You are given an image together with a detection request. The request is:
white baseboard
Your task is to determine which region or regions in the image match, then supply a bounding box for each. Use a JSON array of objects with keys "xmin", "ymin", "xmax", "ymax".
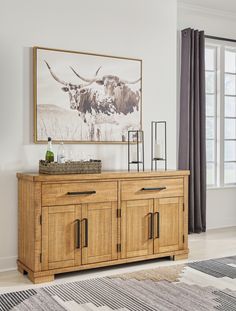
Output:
[
  {"xmin": 206, "ymin": 224, "xmax": 236, "ymax": 231},
  {"xmin": 0, "ymin": 256, "xmax": 17, "ymax": 272}
]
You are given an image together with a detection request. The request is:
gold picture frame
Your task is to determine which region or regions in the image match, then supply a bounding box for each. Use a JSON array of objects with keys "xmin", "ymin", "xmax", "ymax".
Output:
[{"xmin": 33, "ymin": 46, "xmax": 142, "ymax": 144}]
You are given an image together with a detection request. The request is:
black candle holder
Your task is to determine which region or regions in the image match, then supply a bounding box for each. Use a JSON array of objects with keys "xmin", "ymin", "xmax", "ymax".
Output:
[
  {"xmin": 128, "ymin": 130, "xmax": 144, "ymax": 172},
  {"xmin": 151, "ymin": 121, "xmax": 167, "ymax": 171}
]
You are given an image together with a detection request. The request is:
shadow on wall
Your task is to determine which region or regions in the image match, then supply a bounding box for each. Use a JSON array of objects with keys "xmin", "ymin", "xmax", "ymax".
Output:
[
  {"xmin": 0, "ymin": 168, "xmax": 18, "ymax": 260},
  {"xmin": 23, "ymin": 47, "xmax": 34, "ymax": 145}
]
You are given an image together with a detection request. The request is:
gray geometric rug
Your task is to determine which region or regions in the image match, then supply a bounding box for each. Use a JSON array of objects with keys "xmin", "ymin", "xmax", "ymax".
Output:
[
  {"xmin": 1, "ymin": 256, "xmax": 236, "ymax": 311},
  {"xmin": 188, "ymin": 255, "xmax": 236, "ymax": 278}
]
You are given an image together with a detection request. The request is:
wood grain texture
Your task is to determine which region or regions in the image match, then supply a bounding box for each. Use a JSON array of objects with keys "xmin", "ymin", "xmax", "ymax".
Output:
[
  {"xmin": 17, "ymin": 247, "xmax": 189, "ymax": 281},
  {"xmin": 179, "ymin": 197, "xmax": 184, "ymax": 250},
  {"xmin": 34, "ymin": 182, "xmax": 42, "ymax": 272},
  {"xmin": 173, "ymin": 253, "xmax": 189, "ymax": 261},
  {"xmin": 17, "ymin": 170, "xmax": 189, "ymax": 284},
  {"xmin": 121, "ymin": 199, "xmax": 153, "ymax": 259},
  {"xmin": 117, "ymin": 181, "xmax": 121, "ymax": 260},
  {"xmin": 183, "ymin": 175, "xmax": 189, "ymax": 249},
  {"xmin": 48, "ymin": 206, "xmax": 75, "ymax": 265},
  {"xmin": 154, "ymin": 197, "xmax": 183, "ymax": 254},
  {"xmin": 75, "ymin": 205, "xmax": 82, "ymax": 266},
  {"xmin": 17, "ymin": 170, "xmax": 190, "ymax": 182},
  {"xmin": 42, "ymin": 205, "xmax": 81, "ymax": 271},
  {"xmin": 42, "ymin": 181, "xmax": 117, "ymax": 206},
  {"xmin": 42, "ymin": 206, "xmax": 49, "ymax": 271},
  {"xmin": 121, "ymin": 178, "xmax": 184, "ymax": 201},
  {"xmin": 28, "ymin": 273, "xmax": 54, "ymax": 284},
  {"xmin": 18, "ymin": 179, "xmax": 42, "ymax": 271},
  {"xmin": 82, "ymin": 202, "xmax": 118, "ymax": 265}
]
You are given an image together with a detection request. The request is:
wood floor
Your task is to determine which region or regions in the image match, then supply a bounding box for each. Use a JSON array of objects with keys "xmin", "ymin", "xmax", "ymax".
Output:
[{"xmin": 0, "ymin": 226, "xmax": 236, "ymax": 294}]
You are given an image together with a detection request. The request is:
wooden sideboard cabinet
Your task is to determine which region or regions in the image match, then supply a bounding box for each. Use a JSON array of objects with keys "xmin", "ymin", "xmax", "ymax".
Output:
[{"xmin": 17, "ymin": 170, "xmax": 189, "ymax": 283}]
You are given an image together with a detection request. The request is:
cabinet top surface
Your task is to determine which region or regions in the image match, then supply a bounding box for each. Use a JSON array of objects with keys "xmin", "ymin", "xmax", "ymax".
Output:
[{"xmin": 17, "ymin": 170, "xmax": 190, "ymax": 182}]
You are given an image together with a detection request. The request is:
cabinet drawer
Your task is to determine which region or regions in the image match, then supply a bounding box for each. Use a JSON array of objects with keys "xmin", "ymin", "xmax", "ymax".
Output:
[
  {"xmin": 121, "ymin": 178, "xmax": 183, "ymax": 201},
  {"xmin": 42, "ymin": 181, "xmax": 117, "ymax": 206}
]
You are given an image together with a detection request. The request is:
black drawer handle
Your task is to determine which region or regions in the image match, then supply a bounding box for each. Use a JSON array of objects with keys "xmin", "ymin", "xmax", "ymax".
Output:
[
  {"xmin": 154, "ymin": 212, "xmax": 160, "ymax": 238},
  {"xmin": 75, "ymin": 219, "xmax": 80, "ymax": 249},
  {"xmin": 147, "ymin": 212, "xmax": 154, "ymax": 239},
  {"xmin": 82, "ymin": 218, "xmax": 88, "ymax": 247},
  {"xmin": 67, "ymin": 191, "xmax": 96, "ymax": 196},
  {"xmin": 141, "ymin": 187, "xmax": 166, "ymax": 191}
]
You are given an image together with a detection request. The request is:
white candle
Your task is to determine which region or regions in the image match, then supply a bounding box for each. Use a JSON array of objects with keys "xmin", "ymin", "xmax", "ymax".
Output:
[
  {"xmin": 130, "ymin": 145, "xmax": 142, "ymax": 162},
  {"xmin": 154, "ymin": 143, "xmax": 162, "ymax": 159},
  {"xmin": 131, "ymin": 147, "xmax": 138, "ymax": 162}
]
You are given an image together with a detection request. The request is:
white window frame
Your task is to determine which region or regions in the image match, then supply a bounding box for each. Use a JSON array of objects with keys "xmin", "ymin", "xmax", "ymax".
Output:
[
  {"xmin": 205, "ymin": 44, "xmax": 218, "ymax": 187},
  {"xmin": 206, "ymin": 38, "xmax": 236, "ymax": 189}
]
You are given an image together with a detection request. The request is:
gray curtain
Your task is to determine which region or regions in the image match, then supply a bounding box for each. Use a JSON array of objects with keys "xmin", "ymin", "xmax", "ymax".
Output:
[{"xmin": 178, "ymin": 28, "xmax": 206, "ymax": 233}]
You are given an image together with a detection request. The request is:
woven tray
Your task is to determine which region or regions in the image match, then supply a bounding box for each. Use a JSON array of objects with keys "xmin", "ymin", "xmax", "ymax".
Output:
[{"xmin": 39, "ymin": 160, "xmax": 102, "ymax": 175}]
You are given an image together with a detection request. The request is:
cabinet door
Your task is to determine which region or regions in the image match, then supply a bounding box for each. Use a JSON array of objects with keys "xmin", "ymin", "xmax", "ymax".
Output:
[
  {"xmin": 42, "ymin": 205, "xmax": 81, "ymax": 270},
  {"xmin": 121, "ymin": 199, "xmax": 153, "ymax": 259},
  {"xmin": 81, "ymin": 202, "xmax": 118, "ymax": 265},
  {"xmin": 154, "ymin": 197, "xmax": 184, "ymax": 254}
]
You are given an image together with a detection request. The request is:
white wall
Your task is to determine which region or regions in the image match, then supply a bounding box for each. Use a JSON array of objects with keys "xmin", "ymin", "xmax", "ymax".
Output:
[
  {"xmin": 0, "ymin": 0, "xmax": 177, "ymax": 270},
  {"xmin": 178, "ymin": 4, "xmax": 236, "ymax": 229}
]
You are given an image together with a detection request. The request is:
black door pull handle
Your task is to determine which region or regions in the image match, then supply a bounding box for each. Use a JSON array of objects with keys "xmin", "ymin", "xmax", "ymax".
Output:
[
  {"xmin": 75, "ymin": 219, "xmax": 80, "ymax": 249},
  {"xmin": 154, "ymin": 212, "xmax": 160, "ymax": 238},
  {"xmin": 147, "ymin": 212, "xmax": 154, "ymax": 239},
  {"xmin": 141, "ymin": 187, "xmax": 166, "ymax": 191},
  {"xmin": 82, "ymin": 218, "xmax": 88, "ymax": 247},
  {"xmin": 67, "ymin": 191, "xmax": 96, "ymax": 196}
]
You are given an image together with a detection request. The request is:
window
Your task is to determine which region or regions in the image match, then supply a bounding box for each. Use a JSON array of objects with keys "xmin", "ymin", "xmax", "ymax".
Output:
[
  {"xmin": 205, "ymin": 46, "xmax": 217, "ymax": 186},
  {"xmin": 224, "ymin": 48, "xmax": 236, "ymax": 184},
  {"xmin": 205, "ymin": 40, "xmax": 236, "ymax": 187}
]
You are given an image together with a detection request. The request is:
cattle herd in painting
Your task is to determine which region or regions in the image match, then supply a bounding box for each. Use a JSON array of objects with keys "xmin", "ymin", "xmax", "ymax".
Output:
[{"xmin": 34, "ymin": 48, "xmax": 142, "ymax": 143}]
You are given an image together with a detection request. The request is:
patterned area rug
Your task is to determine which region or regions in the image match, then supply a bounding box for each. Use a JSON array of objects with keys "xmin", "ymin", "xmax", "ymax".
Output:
[{"xmin": 1, "ymin": 256, "xmax": 236, "ymax": 310}]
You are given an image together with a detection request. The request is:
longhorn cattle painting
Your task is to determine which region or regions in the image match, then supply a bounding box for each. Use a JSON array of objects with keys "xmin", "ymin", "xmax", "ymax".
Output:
[{"xmin": 34, "ymin": 47, "xmax": 142, "ymax": 143}]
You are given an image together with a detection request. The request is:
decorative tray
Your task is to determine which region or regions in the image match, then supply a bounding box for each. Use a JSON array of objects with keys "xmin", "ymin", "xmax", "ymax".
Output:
[{"xmin": 39, "ymin": 160, "xmax": 102, "ymax": 175}]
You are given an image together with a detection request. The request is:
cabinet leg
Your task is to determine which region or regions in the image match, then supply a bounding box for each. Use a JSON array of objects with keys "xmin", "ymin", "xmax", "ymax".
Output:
[
  {"xmin": 17, "ymin": 261, "xmax": 54, "ymax": 284},
  {"xmin": 28, "ymin": 272, "xmax": 55, "ymax": 284},
  {"xmin": 17, "ymin": 263, "xmax": 27, "ymax": 275},
  {"xmin": 172, "ymin": 254, "xmax": 188, "ymax": 261}
]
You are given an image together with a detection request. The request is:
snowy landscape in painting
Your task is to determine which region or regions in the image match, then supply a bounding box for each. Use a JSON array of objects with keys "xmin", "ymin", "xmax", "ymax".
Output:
[{"xmin": 35, "ymin": 48, "xmax": 142, "ymax": 142}]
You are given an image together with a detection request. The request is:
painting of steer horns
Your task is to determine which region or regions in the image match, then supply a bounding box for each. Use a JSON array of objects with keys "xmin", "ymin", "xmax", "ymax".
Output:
[
  {"xmin": 34, "ymin": 47, "xmax": 142, "ymax": 143},
  {"xmin": 45, "ymin": 61, "xmax": 101, "ymax": 111}
]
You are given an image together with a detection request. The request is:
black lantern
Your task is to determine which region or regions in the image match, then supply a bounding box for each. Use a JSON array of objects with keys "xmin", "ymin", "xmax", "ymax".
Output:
[
  {"xmin": 151, "ymin": 121, "xmax": 167, "ymax": 170},
  {"xmin": 128, "ymin": 130, "xmax": 144, "ymax": 172}
]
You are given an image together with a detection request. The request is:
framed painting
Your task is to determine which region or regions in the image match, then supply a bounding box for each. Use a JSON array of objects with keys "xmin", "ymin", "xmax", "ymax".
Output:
[{"xmin": 33, "ymin": 47, "xmax": 142, "ymax": 143}]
